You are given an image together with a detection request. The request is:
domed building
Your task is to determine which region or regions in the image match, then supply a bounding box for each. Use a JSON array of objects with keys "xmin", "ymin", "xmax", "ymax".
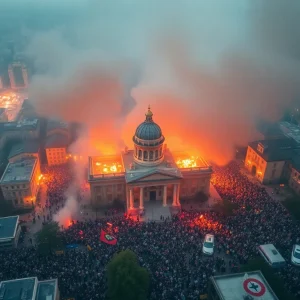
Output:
[
  {"xmin": 133, "ymin": 106, "xmax": 165, "ymax": 166},
  {"xmin": 88, "ymin": 106, "xmax": 213, "ymax": 219}
]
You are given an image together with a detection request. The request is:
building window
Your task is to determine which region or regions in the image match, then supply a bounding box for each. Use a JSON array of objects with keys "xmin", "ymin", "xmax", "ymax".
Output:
[
  {"xmin": 150, "ymin": 151, "xmax": 154, "ymax": 160},
  {"xmin": 159, "ymin": 148, "xmax": 162, "ymax": 156},
  {"xmin": 144, "ymin": 151, "xmax": 148, "ymax": 160},
  {"xmin": 271, "ymin": 169, "xmax": 276, "ymax": 178},
  {"xmin": 155, "ymin": 150, "xmax": 158, "ymax": 158},
  {"xmin": 107, "ymin": 194, "xmax": 113, "ymax": 203},
  {"xmin": 138, "ymin": 150, "xmax": 142, "ymax": 159}
]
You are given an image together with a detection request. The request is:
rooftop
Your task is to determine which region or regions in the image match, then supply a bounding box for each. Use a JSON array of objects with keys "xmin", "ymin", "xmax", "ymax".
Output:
[
  {"xmin": 0, "ymin": 157, "xmax": 37, "ymax": 183},
  {"xmin": 88, "ymin": 148, "xmax": 212, "ymax": 182},
  {"xmin": 121, "ymin": 148, "xmax": 183, "ymax": 183},
  {"xmin": 257, "ymin": 121, "xmax": 285, "ymax": 139},
  {"xmin": 0, "ymin": 118, "xmax": 39, "ymax": 133},
  {"xmin": 8, "ymin": 141, "xmax": 39, "ymax": 159},
  {"xmin": 291, "ymin": 150, "xmax": 300, "ymax": 172},
  {"xmin": 249, "ymin": 138, "xmax": 300, "ymax": 162},
  {"xmin": 90, "ymin": 155, "xmax": 124, "ymax": 176},
  {"xmin": 47, "ymin": 119, "xmax": 68, "ymax": 131},
  {"xmin": 0, "ymin": 92, "xmax": 24, "ymax": 122},
  {"xmin": 279, "ymin": 121, "xmax": 300, "ymax": 143},
  {"xmin": 211, "ymin": 271, "xmax": 279, "ymax": 300},
  {"xmin": 0, "ymin": 215, "xmax": 19, "ymax": 240},
  {"xmin": 172, "ymin": 152, "xmax": 211, "ymax": 170},
  {"xmin": 45, "ymin": 134, "xmax": 68, "ymax": 148},
  {"xmin": 0, "ymin": 277, "xmax": 37, "ymax": 300},
  {"xmin": 36, "ymin": 279, "xmax": 58, "ymax": 300}
]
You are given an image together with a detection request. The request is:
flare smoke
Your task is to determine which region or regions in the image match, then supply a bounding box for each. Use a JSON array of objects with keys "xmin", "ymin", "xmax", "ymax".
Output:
[{"xmin": 3, "ymin": 0, "xmax": 300, "ymax": 222}]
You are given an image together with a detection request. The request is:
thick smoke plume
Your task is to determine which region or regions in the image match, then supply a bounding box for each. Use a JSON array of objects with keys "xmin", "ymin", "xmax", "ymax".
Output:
[
  {"xmin": 6, "ymin": 0, "xmax": 300, "ymax": 222},
  {"xmin": 21, "ymin": 0, "xmax": 300, "ymax": 165},
  {"xmin": 53, "ymin": 187, "xmax": 78, "ymax": 228}
]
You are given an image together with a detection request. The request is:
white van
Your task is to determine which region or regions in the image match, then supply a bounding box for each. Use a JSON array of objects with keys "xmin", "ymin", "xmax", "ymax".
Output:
[
  {"xmin": 202, "ymin": 234, "xmax": 214, "ymax": 255},
  {"xmin": 258, "ymin": 244, "xmax": 286, "ymax": 268}
]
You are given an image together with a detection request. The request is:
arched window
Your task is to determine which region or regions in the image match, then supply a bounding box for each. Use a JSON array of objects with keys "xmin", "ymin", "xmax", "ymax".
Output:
[
  {"xmin": 144, "ymin": 151, "xmax": 148, "ymax": 160},
  {"xmin": 150, "ymin": 151, "xmax": 154, "ymax": 160},
  {"xmin": 138, "ymin": 149, "xmax": 142, "ymax": 159},
  {"xmin": 135, "ymin": 147, "xmax": 138, "ymax": 157},
  {"xmin": 159, "ymin": 147, "xmax": 162, "ymax": 156},
  {"xmin": 155, "ymin": 150, "xmax": 158, "ymax": 158}
]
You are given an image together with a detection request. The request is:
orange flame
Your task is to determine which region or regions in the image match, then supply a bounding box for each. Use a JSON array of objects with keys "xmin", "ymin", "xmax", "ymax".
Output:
[
  {"xmin": 176, "ymin": 157, "xmax": 198, "ymax": 168},
  {"xmin": 93, "ymin": 156, "xmax": 124, "ymax": 175}
]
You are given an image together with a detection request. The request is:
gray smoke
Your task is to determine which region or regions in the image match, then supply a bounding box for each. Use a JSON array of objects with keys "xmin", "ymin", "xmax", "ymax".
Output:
[{"xmin": 2, "ymin": 0, "xmax": 300, "ymax": 222}]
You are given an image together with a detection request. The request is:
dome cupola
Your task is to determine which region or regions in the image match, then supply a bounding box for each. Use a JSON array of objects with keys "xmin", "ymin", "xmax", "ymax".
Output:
[
  {"xmin": 134, "ymin": 106, "xmax": 162, "ymax": 141},
  {"xmin": 133, "ymin": 105, "xmax": 165, "ymax": 166}
]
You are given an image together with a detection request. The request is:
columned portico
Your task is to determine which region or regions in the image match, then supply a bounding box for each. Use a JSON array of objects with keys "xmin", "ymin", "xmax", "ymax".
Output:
[
  {"xmin": 176, "ymin": 184, "xmax": 180, "ymax": 206},
  {"xmin": 129, "ymin": 188, "xmax": 134, "ymax": 209},
  {"xmin": 139, "ymin": 187, "xmax": 144, "ymax": 209},
  {"xmin": 172, "ymin": 184, "xmax": 177, "ymax": 206},
  {"xmin": 163, "ymin": 185, "xmax": 167, "ymax": 207}
]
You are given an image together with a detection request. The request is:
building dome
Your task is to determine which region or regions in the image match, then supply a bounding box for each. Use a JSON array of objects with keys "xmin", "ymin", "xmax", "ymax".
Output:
[
  {"xmin": 133, "ymin": 105, "xmax": 165, "ymax": 166},
  {"xmin": 135, "ymin": 120, "xmax": 162, "ymax": 140}
]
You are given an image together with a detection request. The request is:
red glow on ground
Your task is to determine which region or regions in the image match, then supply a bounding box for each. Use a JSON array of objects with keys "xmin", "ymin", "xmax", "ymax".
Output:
[
  {"xmin": 190, "ymin": 215, "xmax": 221, "ymax": 231},
  {"xmin": 64, "ymin": 219, "xmax": 73, "ymax": 228}
]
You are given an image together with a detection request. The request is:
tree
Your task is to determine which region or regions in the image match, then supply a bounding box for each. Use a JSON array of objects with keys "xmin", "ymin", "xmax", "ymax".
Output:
[
  {"xmin": 107, "ymin": 250, "xmax": 150, "ymax": 300},
  {"xmin": 35, "ymin": 222, "xmax": 63, "ymax": 255},
  {"xmin": 282, "ymin": 196, "xmax": 300, "ymax": 221}
]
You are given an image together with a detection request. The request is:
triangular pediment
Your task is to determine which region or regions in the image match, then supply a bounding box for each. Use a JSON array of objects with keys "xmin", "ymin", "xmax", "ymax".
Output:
[{"xmin": 126, "ymin": 169, "xmax": 182, "ymax": 183}]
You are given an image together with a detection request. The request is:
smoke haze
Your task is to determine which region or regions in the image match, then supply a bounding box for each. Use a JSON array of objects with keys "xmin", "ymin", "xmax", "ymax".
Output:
[{"xmin": 3, "ymin": 0, "xmax": 300, "ymax": 165}]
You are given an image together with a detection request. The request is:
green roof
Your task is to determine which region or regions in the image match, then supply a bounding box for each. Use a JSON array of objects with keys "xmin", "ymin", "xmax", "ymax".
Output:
[
  {"xmin": 0, "ymin": 216, "xmax": 19, "ymax": 240},
  {"xmin": 0, "ymin": 277, "xmax": 37, "ymax": 300},
  {"xmin": 36, "ymin": 279, "xmax": 58, "ymax": 300}
]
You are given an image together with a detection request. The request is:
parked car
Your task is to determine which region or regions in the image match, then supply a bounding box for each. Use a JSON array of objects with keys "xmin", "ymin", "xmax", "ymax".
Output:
[
  {"xmin": 291, "ymin": 244, "xmax": 300, "ymax": 266},
  {"xmin": 202, "ymin": 234, "xmax": 214, "ymax": 255}
]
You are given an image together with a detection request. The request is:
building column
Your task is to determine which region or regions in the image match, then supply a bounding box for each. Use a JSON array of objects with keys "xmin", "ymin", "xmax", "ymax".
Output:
[
  {"xmin": 176, "ymin": 184, "xmax": 181, "ymax": 206},
  {"xmin": 139, "ymin": 187, "xmax": 144, "ymax": 209},
  {"xmin": 163, "ymin": 185, "xmax": 167, "ymax": 206},
  {"xmin": 172, "ymin": 184, "xmax": 178, "ymax": 206},
  {"xmin": 129, "ymin": 188, "xmax": 134, "ymax": 209}
]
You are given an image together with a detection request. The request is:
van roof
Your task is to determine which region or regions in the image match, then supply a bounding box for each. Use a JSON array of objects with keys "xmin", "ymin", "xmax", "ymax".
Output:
[{"xmin": 259, "ymin": 244, "xmax": 285, "ymax": 263}]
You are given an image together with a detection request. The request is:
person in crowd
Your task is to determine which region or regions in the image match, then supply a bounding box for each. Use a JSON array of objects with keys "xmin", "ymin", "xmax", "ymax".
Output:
[{"xmin": 0, "ymin": 162, "xmax": 299, "ymax": 300}]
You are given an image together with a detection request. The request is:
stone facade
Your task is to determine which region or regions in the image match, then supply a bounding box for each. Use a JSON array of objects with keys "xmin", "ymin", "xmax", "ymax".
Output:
[{"xmin": 88, "ymin": 107, "xmax": 212, "ymax": 211}]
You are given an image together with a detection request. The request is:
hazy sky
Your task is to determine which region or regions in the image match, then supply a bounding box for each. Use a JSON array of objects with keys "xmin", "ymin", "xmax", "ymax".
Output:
[{"xmin": 2, "ymin": 0, "xmax": 300, "ymax": 164}]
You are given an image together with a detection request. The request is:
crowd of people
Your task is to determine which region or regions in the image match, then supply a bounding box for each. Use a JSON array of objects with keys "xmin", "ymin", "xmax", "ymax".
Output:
[{"xmin": 0, "ymin": 162, "xmax": 299, "ymax": 299}]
